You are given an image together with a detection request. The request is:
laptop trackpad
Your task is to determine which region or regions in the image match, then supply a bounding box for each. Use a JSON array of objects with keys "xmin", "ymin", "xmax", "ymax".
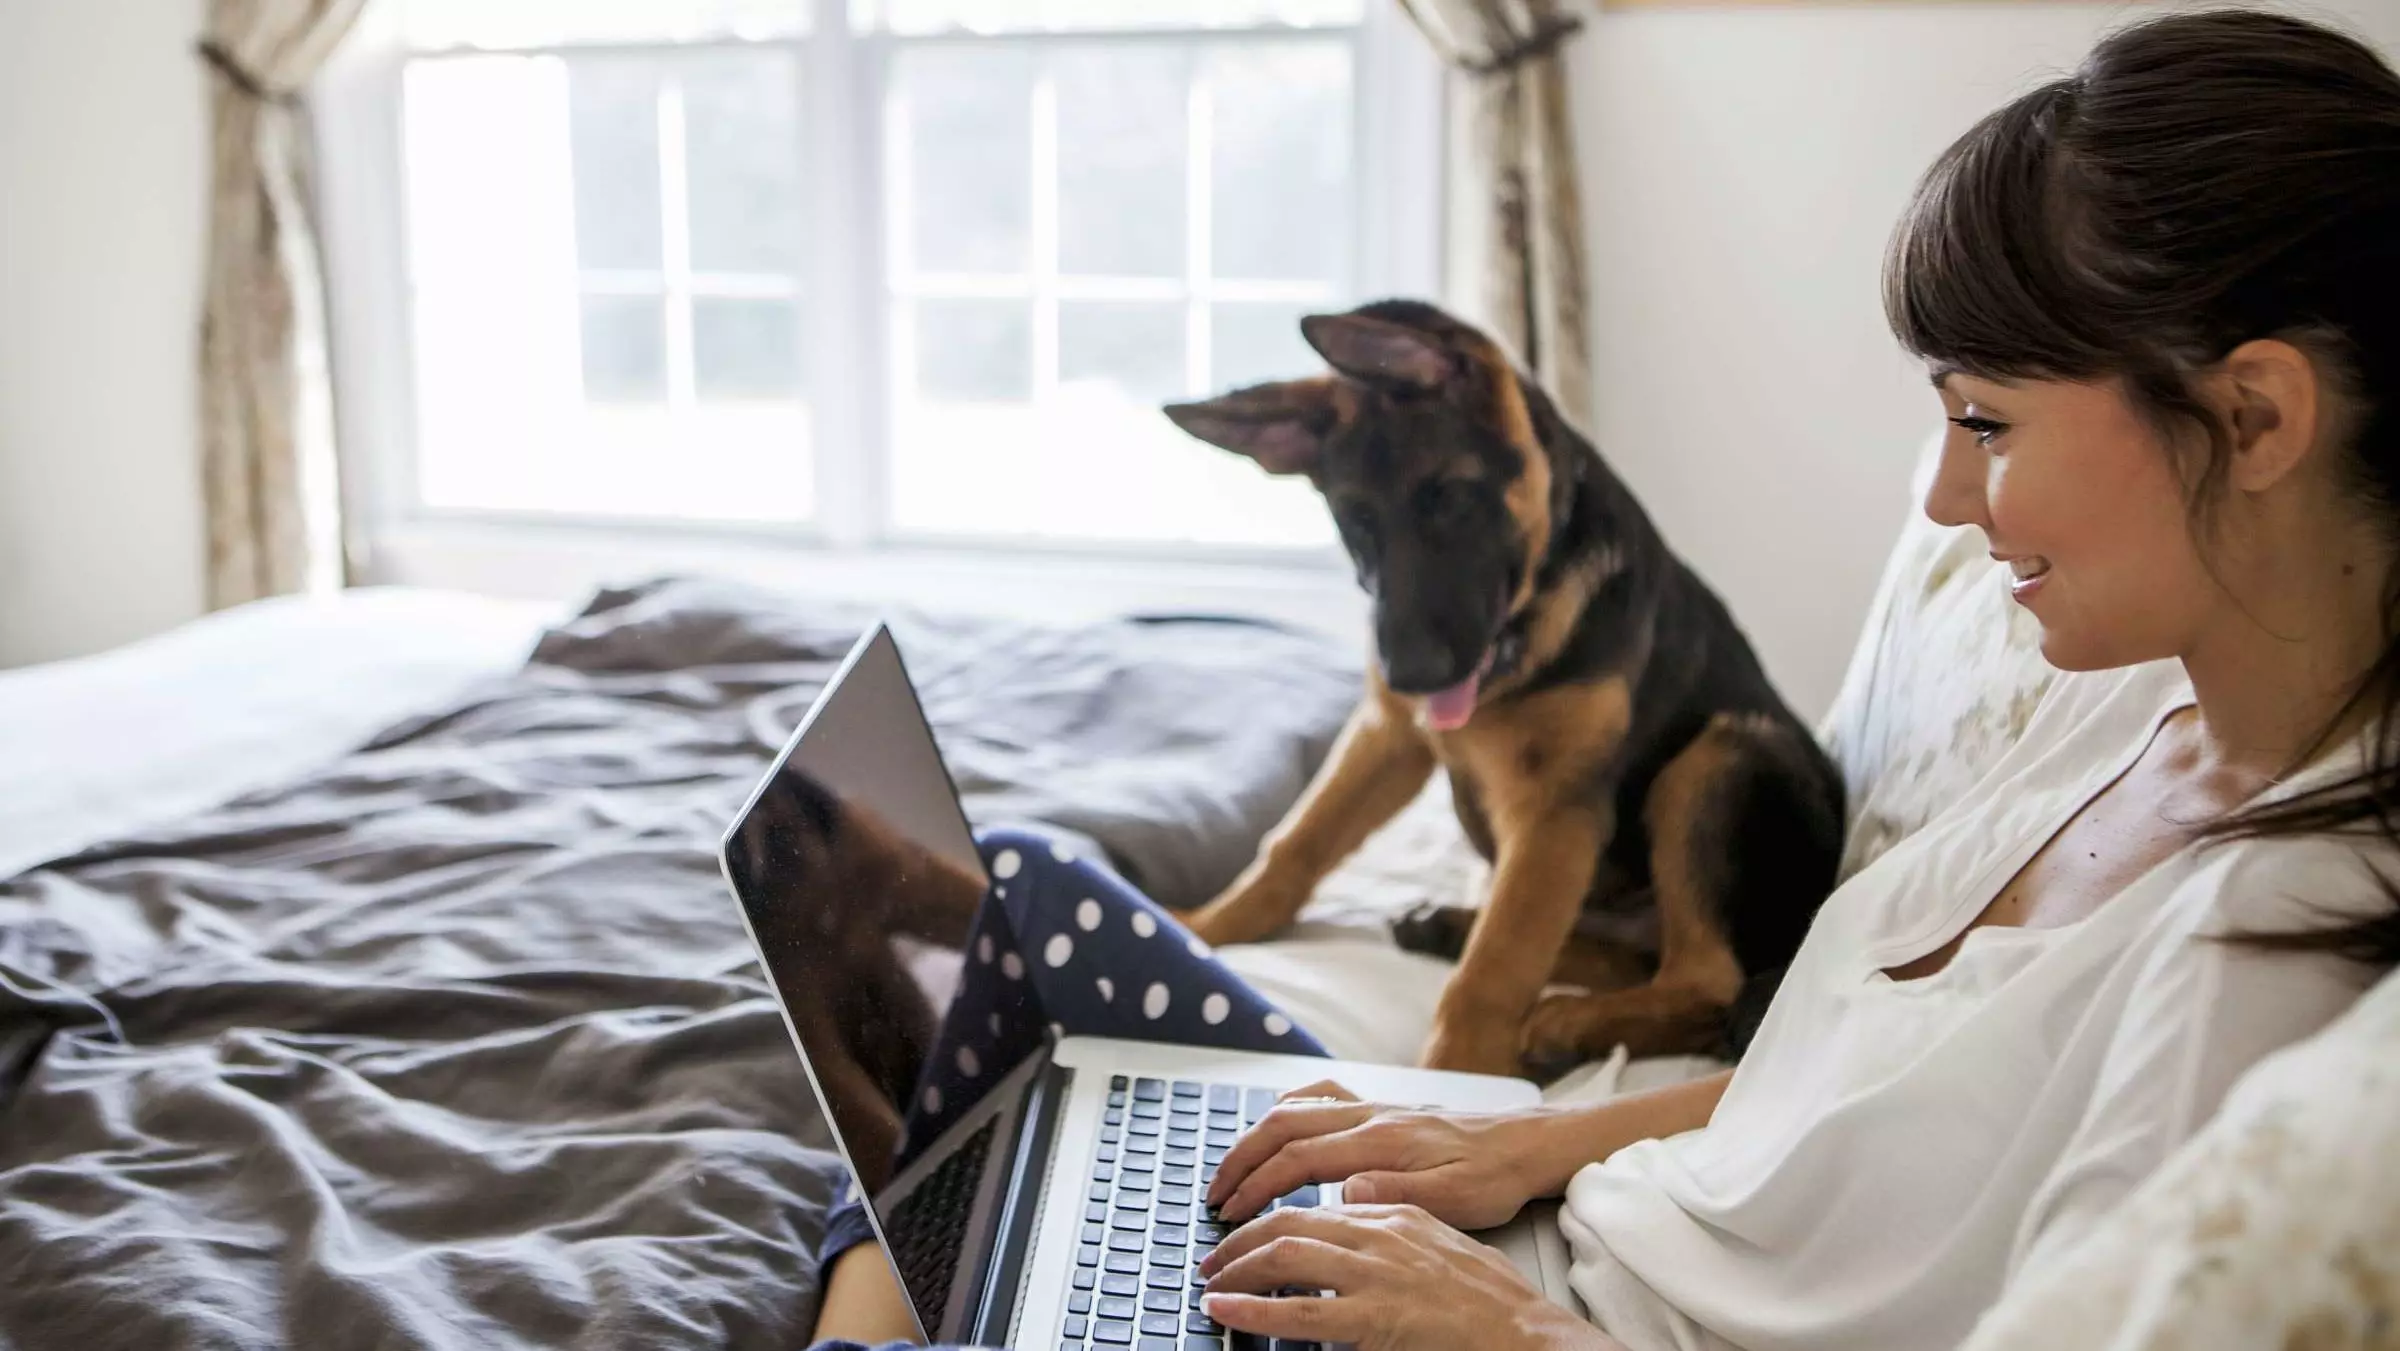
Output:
[
  {"xmin": 1477, "ymin": 1200, "xmax": 1575, "ymax": 1303},
  {"xmin": 1327, "ymin": 1181, "xmax": 1573, "ymax": 1302}
]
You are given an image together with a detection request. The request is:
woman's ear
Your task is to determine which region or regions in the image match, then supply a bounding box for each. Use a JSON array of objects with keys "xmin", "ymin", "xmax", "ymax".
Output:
[{"xmin": 2212, "ymin": 337, "xmax": 2326, "ymax": 494}]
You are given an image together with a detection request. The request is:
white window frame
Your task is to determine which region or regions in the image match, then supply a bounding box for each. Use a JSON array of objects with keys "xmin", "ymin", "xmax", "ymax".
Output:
[{"xmin": 313, "ymin": 0, "xmax": 1442, "ymax": 637}]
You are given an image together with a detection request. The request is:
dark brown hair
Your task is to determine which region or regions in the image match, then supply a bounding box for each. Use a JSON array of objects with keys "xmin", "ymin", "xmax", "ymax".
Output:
[{"xmin": 1885, "ymin": 8, "xmax": 2400, "ymax": 965}]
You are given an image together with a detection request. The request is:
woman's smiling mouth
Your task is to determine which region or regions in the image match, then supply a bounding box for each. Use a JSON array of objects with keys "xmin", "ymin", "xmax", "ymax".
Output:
[{"xmin": 1998, "ymin": 553, "xmax": 2052, "ymax": 601}]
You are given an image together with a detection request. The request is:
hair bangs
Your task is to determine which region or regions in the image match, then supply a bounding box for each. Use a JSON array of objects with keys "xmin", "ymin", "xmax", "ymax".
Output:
[{"xmin": 1884, "ymin": 81, "xmax": 2113, "ymax": 384}]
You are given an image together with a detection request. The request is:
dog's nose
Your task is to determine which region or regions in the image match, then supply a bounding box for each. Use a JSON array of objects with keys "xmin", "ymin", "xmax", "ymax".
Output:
[{"xmin": 1378, "ymin": 638, "xmax": 1477, "ymax": 696}]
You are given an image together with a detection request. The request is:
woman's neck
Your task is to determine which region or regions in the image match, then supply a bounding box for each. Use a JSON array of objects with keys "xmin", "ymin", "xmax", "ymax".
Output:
[{"xmin": 2180, "ymin": 517, "xmax": 2391, "ymax": 780}]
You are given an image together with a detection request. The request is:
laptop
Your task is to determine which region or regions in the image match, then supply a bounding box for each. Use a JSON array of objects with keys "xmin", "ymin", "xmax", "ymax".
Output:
[{"xmin": 719, "ymin": 623, "xmax": 1577, "ymax": 1349}]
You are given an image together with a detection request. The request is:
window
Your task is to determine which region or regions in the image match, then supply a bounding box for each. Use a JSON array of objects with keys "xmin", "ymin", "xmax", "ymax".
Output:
[
  {"xmin": 403, "ymin": 43, "xmax": 815, "ymax": 523},
  {"xmin": 336, "ymin": 0, "xmax": 1440, "ymax": 565}
]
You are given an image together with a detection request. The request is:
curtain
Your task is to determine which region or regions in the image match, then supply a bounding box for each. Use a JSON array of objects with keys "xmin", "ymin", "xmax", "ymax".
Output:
[
  {"xmin": 1397, "ymin": 0, "xmax": 1594, "ymax": 424},
  {"xmin": 196, "ymin": 0, "xmax": 365, "ymax": 609}
]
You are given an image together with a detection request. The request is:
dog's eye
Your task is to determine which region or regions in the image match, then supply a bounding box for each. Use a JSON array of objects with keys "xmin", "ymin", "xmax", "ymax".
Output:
[
  {"xmin": 1415, "ymin": 480, "xmax": 1475, "ymax": 522},
  {"xmin": 1338, "ymin": 503, "xmax": 1379, "ymax": 544}
]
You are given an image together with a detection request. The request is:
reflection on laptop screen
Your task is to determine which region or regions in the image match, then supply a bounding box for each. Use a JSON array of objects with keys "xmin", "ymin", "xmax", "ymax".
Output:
[{"xmin": 720, "ymin": 626, "xmax": 1048, "ymax": 1333}]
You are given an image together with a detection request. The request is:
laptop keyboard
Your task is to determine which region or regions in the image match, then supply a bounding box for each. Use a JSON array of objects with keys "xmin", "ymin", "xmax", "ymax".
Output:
[
  {"xmin": 885, "ymin": 1114, "xmax": 1000, "ymax": 1329},
  {"xmin": 1057, "ymin": 1076, "xmax": 1322, "ymax": 1351}
]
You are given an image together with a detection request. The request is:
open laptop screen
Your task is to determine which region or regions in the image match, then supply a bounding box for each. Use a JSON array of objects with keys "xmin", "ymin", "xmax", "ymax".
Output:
[{"xmin": 719, "ymin": 627, "xmax": 1048, "ymax": 1307}]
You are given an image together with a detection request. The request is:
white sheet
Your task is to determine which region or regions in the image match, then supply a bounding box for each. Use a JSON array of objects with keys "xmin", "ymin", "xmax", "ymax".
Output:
[{"xmin": 0, "ymin": 586, "xmax": 558, "ymax": 880}]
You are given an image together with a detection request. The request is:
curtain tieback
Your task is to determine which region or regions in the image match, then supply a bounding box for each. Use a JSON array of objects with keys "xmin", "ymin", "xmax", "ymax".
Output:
[
  {"xmin": 197, "ymin": 39, "xmax": 298, "ymax": 107},
  {"xmin": 1459, "ymin": 13, "xmax": 1585, "ymax": 77}
]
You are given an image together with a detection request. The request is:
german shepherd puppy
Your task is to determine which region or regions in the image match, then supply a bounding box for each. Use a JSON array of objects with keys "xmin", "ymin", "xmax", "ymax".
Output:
[{"xmin": 1163, "ymin": 300, "xmax": 1843, "ymax": 1078}]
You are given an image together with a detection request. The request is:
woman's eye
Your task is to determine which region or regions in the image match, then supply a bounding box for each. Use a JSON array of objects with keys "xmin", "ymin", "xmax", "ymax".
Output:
[{"xmin": 1950, "ymin": 414, "xmax": 2010, "ymax": 448}]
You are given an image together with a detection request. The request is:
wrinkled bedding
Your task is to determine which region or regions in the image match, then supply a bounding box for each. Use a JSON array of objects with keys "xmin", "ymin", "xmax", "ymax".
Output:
[{"xmin": 0, "ymin": 578, "xmax": 1359, "ymax": 1351}]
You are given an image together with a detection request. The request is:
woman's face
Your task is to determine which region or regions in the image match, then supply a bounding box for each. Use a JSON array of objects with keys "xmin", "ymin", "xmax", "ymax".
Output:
[{"xmin": 1921, "ymin": 372, "xmax": 2216, "ymax": 671}]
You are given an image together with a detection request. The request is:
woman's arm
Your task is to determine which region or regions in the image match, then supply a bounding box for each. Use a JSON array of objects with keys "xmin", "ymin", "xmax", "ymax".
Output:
[
  {"xmin": 1214, "ymin": 1069, "xmax": 1736, "ymax": 1227},
  {"xmin": 1502, "ymin": 1068, "xmax": 1736, "ymax": 1200}
]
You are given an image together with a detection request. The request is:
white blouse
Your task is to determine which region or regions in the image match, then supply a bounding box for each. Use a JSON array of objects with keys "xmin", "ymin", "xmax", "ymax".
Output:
[{"xmin": 1558, "ymin": 660, "xmax": 2389, "ymax": 1351}]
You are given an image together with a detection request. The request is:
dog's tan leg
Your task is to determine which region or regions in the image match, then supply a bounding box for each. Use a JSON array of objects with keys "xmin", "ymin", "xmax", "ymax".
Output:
[
  {"xmin": 1422, "ymin": 802, "xmax": 1612, "ymax": 1075},
  {"xmin": 1411, "ymin": 681, "xmax": 1641, "ymax": 1075},
  {"xmin": 1520, "ymin": 716, "xmax": 1753, "ymax": 1069},
  {"xmin": 1417, "ymin": 677, "xmax": 1637, "ymax": 1075},
  {"xmin": 1185, "ymin": 687, "xmax": 1435, "ymax": 946}
]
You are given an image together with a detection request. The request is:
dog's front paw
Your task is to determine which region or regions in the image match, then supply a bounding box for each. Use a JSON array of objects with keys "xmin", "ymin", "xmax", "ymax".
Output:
[
  {"xmin": 1183, "ymin": 883, "xmax": 1305, "ymax": 947},
  {"xmin": 1518, "ymin": 991, "xmax": 1603, "ymax": 1079}
]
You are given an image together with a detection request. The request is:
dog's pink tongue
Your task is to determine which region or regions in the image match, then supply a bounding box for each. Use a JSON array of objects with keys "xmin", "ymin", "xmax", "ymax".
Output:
[{"xmin": 1424, "ymin": 672, "xmax": 1481, "ymax": 731}]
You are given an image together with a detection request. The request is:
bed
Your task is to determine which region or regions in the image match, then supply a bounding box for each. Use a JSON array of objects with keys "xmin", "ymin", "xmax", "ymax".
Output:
[
  {"xmin": 17, "ymin": 439, "xmax": 2399, "ymax": 1348},
  {"xmin": 0, "ymin": 576, "xmax": 1435, "ymax": 1349}
]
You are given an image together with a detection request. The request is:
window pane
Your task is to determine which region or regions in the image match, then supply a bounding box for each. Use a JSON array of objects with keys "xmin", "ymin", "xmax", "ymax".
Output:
[
  {"xmin": 1060, "ymin": 301, "xmax": 1185, "ymax": 403},
  {"xmin": 894, "ymin": 47, "xmax": 1034, "ymax": 274},
  {"xmin": 580, "ymin": 294, "xmax": 667, "ymax": 401},
  {"xmin": 408, "ymin": 0, "xmax": 808, "ymax": 49},
  {"xmin": 684, "ymin": 50, "xmax": 805, "ymax": 274},
  {"xmin": 566, "ymin": 57, "xmax": 663, "ymax": 272},
  {"xmin": 915, "ymin": 299, "xmax": 1031, "ymax": 402},
  {"xmin": 405, "ymin": 54, "xmax": 577, "ymax": 287},
  {"xmin": 888, "ymin": 403, "xmax": 1335, "ymax": 547},
  {"xmin": 1209, "ymin": 43, "xmax": 1350, "ymax": 283},
  {"xmin": 1056, "ymin": 47, "xmax": 1186, "ymax": 278},
  {"xmin": 859, "ymin": 0, "xmax": 1360, "ymax": 35},
  {"xmin": 695, "ymin": 297, "xmax": 804, "ymax": 400},
  {"xmin": 1211, "ymin": 302, "xmax": 1317, "ymax": 391},
  {"xmin": 893, "ymin": 304, "xmax": 1329, "ymax": 548},
  {"xmin": 403, "ymin": 53, "xmax": 811, "ymax": 524}
]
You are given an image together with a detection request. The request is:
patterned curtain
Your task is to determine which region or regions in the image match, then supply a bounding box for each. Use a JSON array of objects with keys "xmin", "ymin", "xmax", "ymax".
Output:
[
  {"xmin": 1397, "ymin": 0, "xmax": 1594, "ymax": 424},
  {"xmin": 196, "ymin": 0, "xmax": 365, "ymax": 609}
]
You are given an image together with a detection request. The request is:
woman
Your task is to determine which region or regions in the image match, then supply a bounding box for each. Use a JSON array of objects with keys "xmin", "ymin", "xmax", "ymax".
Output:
[{"xmin": 813, "ymin": 10, "xmax": 2400, "ymax": 1348}]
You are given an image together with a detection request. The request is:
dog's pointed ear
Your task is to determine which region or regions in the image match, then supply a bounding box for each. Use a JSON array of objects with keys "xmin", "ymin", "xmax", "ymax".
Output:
[
  {"xmin": 1300, "ymin": 312, "xmax": 1455, "ymax": 391},
  {"xmin": 1162, "ymin": 378, "xmax": 1341, "ymax": 476}
]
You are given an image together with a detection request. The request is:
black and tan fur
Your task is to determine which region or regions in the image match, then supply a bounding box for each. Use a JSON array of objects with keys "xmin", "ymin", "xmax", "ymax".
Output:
[{"xmin": 1163, "ymin": 300, "xmax": 1844, "ymax": 1079}]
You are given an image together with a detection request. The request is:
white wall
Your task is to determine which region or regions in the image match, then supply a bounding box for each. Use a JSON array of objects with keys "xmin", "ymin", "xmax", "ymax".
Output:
[
  {"xmin": 0, "ymin": 0, "xmax": 209, "ymax": 668},
  {"xmin": 1568, "ymin": 0, "xmax": 2400, "ymax": 720}
]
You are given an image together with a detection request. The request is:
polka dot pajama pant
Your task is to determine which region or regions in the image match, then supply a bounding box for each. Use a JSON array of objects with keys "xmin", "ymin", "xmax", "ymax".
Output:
[{"xmin": 811, "ymin": 826, "xmax": 1327, "ymax": 1346}]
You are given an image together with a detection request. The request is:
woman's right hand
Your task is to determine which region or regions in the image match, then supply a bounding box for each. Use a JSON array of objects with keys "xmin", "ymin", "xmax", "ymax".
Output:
[{"xmin": 1205, "ymin": 1080, "xmax": 1558, "ymax": 1231}]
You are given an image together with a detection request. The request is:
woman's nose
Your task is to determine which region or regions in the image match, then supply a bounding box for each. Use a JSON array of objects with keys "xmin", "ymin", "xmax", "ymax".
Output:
[{"xmin": 1921, "ymin": 434, "xmax": 1990, "ymax": 531}]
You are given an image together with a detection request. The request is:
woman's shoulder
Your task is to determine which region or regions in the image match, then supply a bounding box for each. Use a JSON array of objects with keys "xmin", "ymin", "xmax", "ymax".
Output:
[
  {"xmin": 2149, "ymin": 716, "xmax": 2398, "ymax": 939},
  {"xmin": 2165, "ymin": 825, "xmax": 2397, "ymax": 940}
]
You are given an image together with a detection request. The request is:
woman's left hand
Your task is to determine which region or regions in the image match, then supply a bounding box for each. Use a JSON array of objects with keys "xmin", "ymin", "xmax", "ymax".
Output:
[{"xmin": 1198, "ymin": 1203, "xmax": 1624, "ymax": 1351}]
